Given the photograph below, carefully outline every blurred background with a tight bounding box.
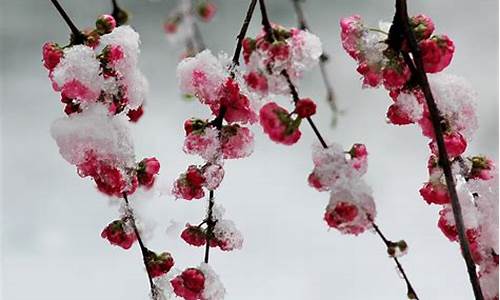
[1,0,498,299]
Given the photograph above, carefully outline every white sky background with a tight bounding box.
[1,0,498,299]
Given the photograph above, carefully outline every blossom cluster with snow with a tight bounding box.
[45,14,174,284]
[340,14,499,299]
[242,24,322,95]
[308,142,376,235]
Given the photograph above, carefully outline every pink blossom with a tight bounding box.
[340,15,364,60]
[244,71,268,94]
[146,251,175,278]
[137,157,160,188]
[197,1,217,22]
[102,45,124,65]
[242,37,256,64]
[42,42,63,71]
[429,131,467,158]
[183,127,220,161]
[324,202,359,230]
[213,78,257,125]
[349,143,368,172]
[419,182,450,205]
[259,102,301,145]
[172,166,206,200]
[410,14,435,40]
[419,35,455,73]
[171,268,205,300]
[61,79,99,102]
[96,14,116,35]
[101,219,137,249]
[386,104,414,125]
[181,224,207,247]
[357,62,383,87]
[469,156,496,180]
[164,21,178,34]
[295,98,317,118]
[382,59,411,90]
[202,164,224,190]
[221,125,254,159]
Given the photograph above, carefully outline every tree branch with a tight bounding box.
[123,193,156,297]
[49,0,85,45]
[258,1,419,297]
[391,1,483,299]
[203,0,258,264]
[290,0,338,123]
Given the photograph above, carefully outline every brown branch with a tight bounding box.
[290,0,338,123]
[49,0,85,45]
[259,1,419,297]
[203,0,258,264]
[123,193,156,297]
[111,0,129,26]
[391,1,483,299]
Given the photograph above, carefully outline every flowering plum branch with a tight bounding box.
[44,1,173,298]
[340,0,498,299]
[254,0,420,298]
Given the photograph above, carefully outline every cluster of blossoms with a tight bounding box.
[341,14,498,299]
[172,50,257,200]
[242,24,322,95]
[43,15,147,121]
[163,0,217,57]
[181,204,243,251]
[45,14,177,287]
[308,143,376,235]
[168,49,256,299]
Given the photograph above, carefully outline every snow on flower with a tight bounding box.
[51,103,135,167]
[183,126,221,162]
[242,25,322,95]
[170,263,225,300]
[213,219,243,251]
[324,177,376,235]
[51,45,102,102]
[177,50,226,105]
[44,18,149,119]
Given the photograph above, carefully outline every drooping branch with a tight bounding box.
[123,193,157,298]
[202,0,258,264]
[49,0,86,45]
[390,1,484,299]
[372,223,419,299]
[259,0,419,297]
[290,0,338,124]
[111,0,129,26]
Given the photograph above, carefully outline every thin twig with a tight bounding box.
[203,0,258,263]
[390,1,483,299]
[291,0,338,123]
[259,0,419,297]
[123,193,156,297]
[372,223,419,299]
[49,0,85,45]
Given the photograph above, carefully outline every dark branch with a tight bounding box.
[203,0,258,264]
[258,1,419,297]
[49,0,85,45]
[372,223,419,300]
[391,1,483,299]
[231,0,259,69]
[291,0,338,123]
[123,193,156,297]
